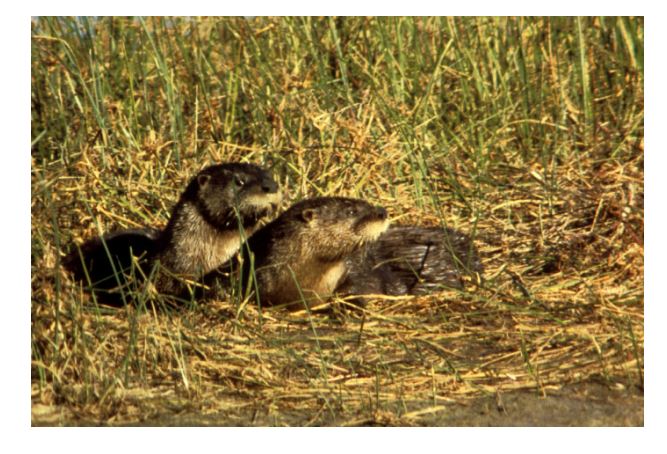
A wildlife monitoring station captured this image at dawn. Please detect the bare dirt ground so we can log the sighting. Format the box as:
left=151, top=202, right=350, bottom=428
left=32, top=380, right=642, bottom=427
left=139, top=383, right=644, bottom=427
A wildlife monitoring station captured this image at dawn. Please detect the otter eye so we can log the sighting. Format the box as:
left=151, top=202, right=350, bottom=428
left=346, top=207, right=358, bottom=217
left=233, top=175, right=246, bottom=188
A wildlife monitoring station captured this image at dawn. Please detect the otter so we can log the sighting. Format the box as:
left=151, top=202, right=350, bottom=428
left=205, top=197, right=389, bottom=308
left=337, top=225, right=483, bottom=298
left=64, top=163, right=281, bottom=305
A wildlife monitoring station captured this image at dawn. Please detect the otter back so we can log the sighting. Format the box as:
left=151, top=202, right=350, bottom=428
left=338, top=225, right=483, bottom=297
left=63, top=228, right=160, bottom=298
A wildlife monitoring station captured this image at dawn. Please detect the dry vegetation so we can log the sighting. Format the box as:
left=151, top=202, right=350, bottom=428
left=31, top=17, right=643, bottom=426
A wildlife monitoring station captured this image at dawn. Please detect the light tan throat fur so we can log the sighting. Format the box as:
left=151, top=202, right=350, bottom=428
left=314, top=260, right=347, bottom=296
left=158, top=202, right=252, bottom=276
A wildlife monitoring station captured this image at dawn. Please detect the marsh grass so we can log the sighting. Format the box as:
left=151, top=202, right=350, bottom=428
left=31, top=16, right=643, bottom=426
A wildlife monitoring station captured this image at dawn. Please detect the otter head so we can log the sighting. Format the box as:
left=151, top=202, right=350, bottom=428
left=185, top=163, right=281, bottom=232
left=288, top=197, right=390, bottom=262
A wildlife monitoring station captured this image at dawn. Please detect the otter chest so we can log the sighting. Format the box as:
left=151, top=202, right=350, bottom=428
left=313, top=261, right=346, bottom=296
left=199, top=230, right=242, bottom=273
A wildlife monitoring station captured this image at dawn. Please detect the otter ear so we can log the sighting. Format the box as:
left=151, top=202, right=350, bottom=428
left=301, top=208, right=317, bottom=223
left=197, top=174, right=211, bottom=189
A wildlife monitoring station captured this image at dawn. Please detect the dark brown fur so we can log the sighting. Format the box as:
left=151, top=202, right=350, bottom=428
left=64, top=163, right=281, bottom=305
left=337, top=225, right=483, bottom=298
left=207, top=197, right=389, bottom=307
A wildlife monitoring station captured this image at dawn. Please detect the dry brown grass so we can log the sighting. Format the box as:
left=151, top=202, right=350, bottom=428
left=31, top=146, right=643, bottom=426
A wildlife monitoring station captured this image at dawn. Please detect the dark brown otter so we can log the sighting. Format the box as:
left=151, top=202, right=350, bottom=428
left=337, top=225, right=483, bottom=298
left=206, top=197, right=389, bottom=308
left=64, top=163, right=281, bottom=305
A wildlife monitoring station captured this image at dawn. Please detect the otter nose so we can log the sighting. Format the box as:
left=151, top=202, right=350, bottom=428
left=375, top=206, right=387, bottom=219
left=262, top=178, right=278, bottom=193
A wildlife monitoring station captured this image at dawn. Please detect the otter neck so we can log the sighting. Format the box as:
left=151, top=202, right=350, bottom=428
left=158, top=200, right=254, bottom=276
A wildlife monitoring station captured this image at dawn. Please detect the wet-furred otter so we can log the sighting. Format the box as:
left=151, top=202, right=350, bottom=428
left=337, top=225, right=483, bottom=297
left=64, top=163, right=281, bottom=304
left=205, top=197, right=390, bottom=308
